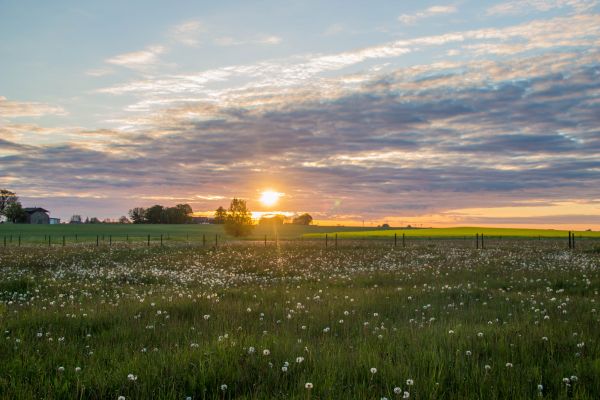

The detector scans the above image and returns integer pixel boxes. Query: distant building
[49,218,61,224]
[24,207,50,224]
[191,216,215,224]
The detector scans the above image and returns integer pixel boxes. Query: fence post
[476,233,479,249]
[403,233,406,248]
[96,235,99,247]
[572,232,575,249]
[109,235,112,246]
[3,236,5,247]
[394,233,397,247]
[325,233,328,248]
[49,236,51,247]
[203,234,206,247]
[335,233,338,248]
[62,236,65,247]
[147,235,150,247]
[481,233,484,249]
[215,234,218,247]
[160,234,163,247]
[18,235,21,247]
[265,234,267,247]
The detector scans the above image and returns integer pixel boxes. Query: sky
[1,0,600,228]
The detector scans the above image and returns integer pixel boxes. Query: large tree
[224,198,253,237]
[214,206,227,224]
[4,201,26,223]
[128,207,147,224]
[0,189,19,217]
[145,205,165,224]
[292,213,313,225]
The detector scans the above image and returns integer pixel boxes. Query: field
[0,224,386,245]
[1,238,600,399]
[304,227,600,239]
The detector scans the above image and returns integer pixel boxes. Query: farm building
[24,207,50,224]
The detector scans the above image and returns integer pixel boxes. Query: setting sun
[259,190,282,207]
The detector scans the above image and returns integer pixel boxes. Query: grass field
[1,241,599,399]
[0,224,387,244]
[304,226,600,239]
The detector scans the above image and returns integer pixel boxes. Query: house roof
[23,207,49,214]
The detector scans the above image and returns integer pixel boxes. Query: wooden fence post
[394,233,397,247]
[476,233,479,249]
[18,235,21,247]
[97,235,99,247]
[160,234,163,247]
[203,234,206,247]
[215,234,218,247]
[325,234,328,248]
[403,233,406,248]
[147,235,150,247]
[335,233,338,248]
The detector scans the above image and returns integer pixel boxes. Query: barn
[24,207,50,224]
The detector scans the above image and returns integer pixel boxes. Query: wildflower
[118,397,125,400]
[57,366,65,372]
[465,350,472,356]
[75,367,81,373]
[127,373,138,381]
[248,346,255,354]
[296,356,304,363]
[220,384,227,391]
[263,349,270,356]
[484,364,492,371]
[370,367,377,374]
[477,332,484,338]
[305,382,313,389]
[203,314,210,320]
[538,384,543,391]
[282,366,288,372]
[448,330,454,334]
[393,387,402,394]
[403,391,410,399]
[406,379,414,386]
[505,363,513,368]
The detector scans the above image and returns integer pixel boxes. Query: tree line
[128,204,193,224]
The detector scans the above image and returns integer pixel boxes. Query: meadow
[1,239,599,399]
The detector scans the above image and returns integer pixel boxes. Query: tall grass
[1,242,599,399]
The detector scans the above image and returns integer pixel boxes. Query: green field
[304,226,600,239]
[0,224,384,244]
[1,241,599,399]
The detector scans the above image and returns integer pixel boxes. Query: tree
[224,198,254,237]
[0,189,19,217]
[259,214,286,226]
[70,215,82,224]
[292,213,313,225]
[118,216,130,224]
[89,217,101,224]
[214,206,227,224]
[4,201,26,223]
[128,207,147,224]
[165,204,193,224]
[145,205,165,224]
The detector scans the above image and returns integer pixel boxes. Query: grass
[0,223,387,244]
[1,240,599,399]
[304,226,600,239]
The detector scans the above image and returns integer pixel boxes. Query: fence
[1,231,598,251]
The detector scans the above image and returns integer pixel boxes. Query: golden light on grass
[259,190,282,207]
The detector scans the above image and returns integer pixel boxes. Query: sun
[259,190,282,207]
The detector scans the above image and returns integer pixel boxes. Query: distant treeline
[128,204,193,224]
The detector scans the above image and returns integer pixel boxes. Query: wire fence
[1,231,598,251]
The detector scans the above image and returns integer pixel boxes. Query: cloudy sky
[1,0,600,228]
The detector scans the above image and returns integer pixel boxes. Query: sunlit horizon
[1,1,599,229]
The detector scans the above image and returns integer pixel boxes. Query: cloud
[214,34,282,46]
[170,20,203,46]
[398,5,457,25]
[105,45,166,70]
[85,68,114,77]
[0,96,66,118]
[487,0,598,15]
